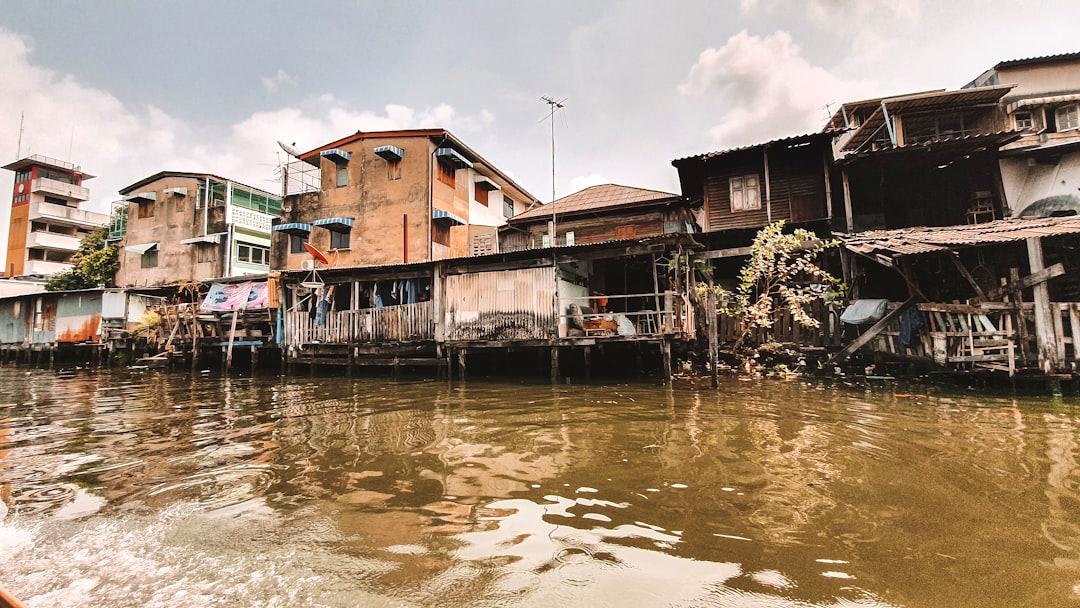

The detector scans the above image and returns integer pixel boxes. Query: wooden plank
[950,254,986,300]
[841,168,853,232]
[981,263,1065,301]
[1070,303,1080,363]
[699,247,753,260]
[1027,237,1060,373]
[830,297,918,363]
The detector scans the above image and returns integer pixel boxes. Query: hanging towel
[840,299,889,325]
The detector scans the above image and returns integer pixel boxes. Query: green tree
[702,221,843,365]
[45,227,119,291]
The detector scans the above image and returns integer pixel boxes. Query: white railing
[29,200,108,228]
[31,177,89,201]
[286,301,434,347]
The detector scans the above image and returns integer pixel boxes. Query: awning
[435,147,473,169]
[432,209,466,225]
[124,242,158,254]
[180,233,224,245]
[124,191,156,204]
[312,217,355,231]
[474,176,499,191]
[1007,92,1080,114]
[373,145,404,162]
[319,148,351,164]
[163,187,188,197]
[272,222,313,235]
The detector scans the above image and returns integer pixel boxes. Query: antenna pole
[16,111,24,159]
[541,96,564,245]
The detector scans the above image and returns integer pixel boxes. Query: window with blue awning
[272,222,313,235]
[312,217,355,231]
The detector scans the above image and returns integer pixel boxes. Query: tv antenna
[15,111,24,159]
[540,96,565,245]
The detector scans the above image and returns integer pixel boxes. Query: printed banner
[201,281,269,312]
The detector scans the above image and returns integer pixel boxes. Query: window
[336,166,348,188]
[44,195,68,206]
[729,174,761,211]
[289,233,308,254]
[474,187,489,206]
[137,201,155,219]
[14,170,29,183]
[436,161,456,187]
[503,195,514,218]
[141,249,158,268]
[237,243,270,265]
[329,229,350,250]
[1014,111,1034,130]
[432,223,451,246]
[1056,104,1079,132]
[196,244,216,263]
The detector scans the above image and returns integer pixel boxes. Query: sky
[1,0,1079,231]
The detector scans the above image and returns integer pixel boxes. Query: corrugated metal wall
[0,299,28,344]
[56,292,102,343]
[445,266,557,341]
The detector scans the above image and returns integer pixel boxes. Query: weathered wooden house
[824,86,1020,232]
[672,132,837,238]
[278,233,700,379]
[498,184,698,252]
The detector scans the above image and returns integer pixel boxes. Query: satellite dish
[304,242,330,266]
[277,140,303,158]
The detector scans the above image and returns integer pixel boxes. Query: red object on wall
[303,242,330,265]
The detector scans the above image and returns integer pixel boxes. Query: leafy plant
[699,221,843,366]
[45,228,119,291]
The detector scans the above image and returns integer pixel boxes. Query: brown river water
[1,367,1079,607]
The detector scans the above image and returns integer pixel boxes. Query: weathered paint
[444,266,556,341]
[0,298,28,344]
[55,292,102,343]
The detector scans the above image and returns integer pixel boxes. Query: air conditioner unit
[301,259,315,271]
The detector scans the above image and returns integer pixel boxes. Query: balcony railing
[26,230,81,251]
[31,177,89,201]
[24,259,73,275]
[285,301,435,347]
[29,200,108,228]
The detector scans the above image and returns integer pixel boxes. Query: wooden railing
[716,299,839,347]
[285,301,434,347]
[558,291,692,337]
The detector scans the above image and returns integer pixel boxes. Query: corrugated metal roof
[840,130,1023,164]
[995,51,1080,70]
[841,85,1015,152]
[509,184,680,223]
[672,132,830,164]
[840,217,1080,258]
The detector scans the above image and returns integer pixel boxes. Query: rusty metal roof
[672,132,833,165]
[508,184,680,223]
[839,130,1023,164]
[995,51,1080,70]
[840,217,1080,259]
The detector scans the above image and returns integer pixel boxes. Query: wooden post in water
[550,346,560,383]
[457,348,467,381]
[583,345,592,381]
[660,339,672,383]
[1026,237,1060,373]
[707,287,719,388]
[250,345,259,374]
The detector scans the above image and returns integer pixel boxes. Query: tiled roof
[840,217,1080,259]
[508,184,680,223]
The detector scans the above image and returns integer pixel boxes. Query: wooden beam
[763,146,772,224]
[1027,237,1062,373]
[841,168,854,233]
[699,246,753,260]
[949,253,987,300]
[981,263,1065,301]
[823,151,833,220]
[829,297,918,363]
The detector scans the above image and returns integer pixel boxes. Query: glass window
[503,195,514,218]
[141,249,158,268]
[1014,111,1034,130]
[729,175,761,211]
[1056,104,1079,131]
[336,166,348,188]
[329,229,350,250]
[290,233,308,254]
[238,244,251,262]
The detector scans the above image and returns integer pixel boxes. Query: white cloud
[0,27,496,256]
[260,69,297,93]
[679,30,876,147]
[568,173,609,193]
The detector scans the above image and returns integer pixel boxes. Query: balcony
[26,230,81,252]
[24,259,73,275]
[31,177,89,202]
[29,200,108,229]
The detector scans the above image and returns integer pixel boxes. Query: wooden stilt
[1026,237,1061,373]
[660,339,672,383]
[457,348,467,381]
[550,346,560,383]
[707,287,719,388]
[583,345,592,381]
[250,345,259,373]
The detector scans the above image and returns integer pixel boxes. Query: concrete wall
[116,176,223,287]
[997,60,1080,98]
[1001,151,1080,217]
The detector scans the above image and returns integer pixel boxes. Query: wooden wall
[702,144,828,232]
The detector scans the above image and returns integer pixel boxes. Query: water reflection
[0,369,1078,606]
